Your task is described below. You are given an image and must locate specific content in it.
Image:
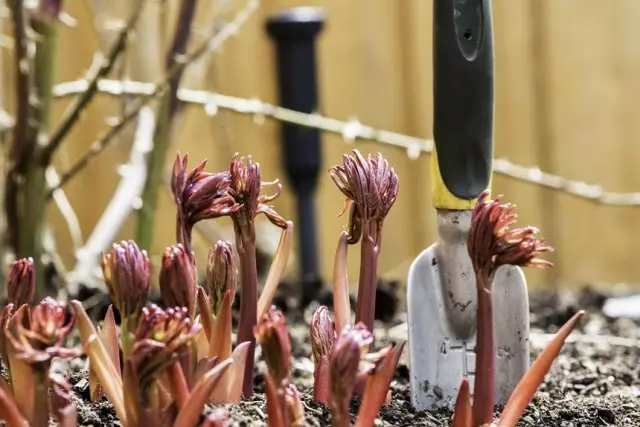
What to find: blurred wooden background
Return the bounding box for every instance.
[5,0,640,292]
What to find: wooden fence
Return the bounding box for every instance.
[4,0,640,291]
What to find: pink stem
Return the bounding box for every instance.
[472,278,495,426]
[355,224,379,333]
[330,398,351,427]
[313,355,330,405]
[236,235,257,398]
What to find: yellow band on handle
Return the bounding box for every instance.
[430,146,492,210]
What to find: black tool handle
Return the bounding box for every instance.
[433,0,494,200]
[266,7,325,281]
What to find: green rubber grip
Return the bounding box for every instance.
[433,0,494,200]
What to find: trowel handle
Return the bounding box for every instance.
[431,0,494,210]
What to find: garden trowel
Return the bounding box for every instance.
[407,0,530,411]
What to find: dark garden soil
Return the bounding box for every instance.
[49,284,640,426]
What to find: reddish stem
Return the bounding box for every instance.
[263,373,285,427]
[472,277,495,426]
[355,223,379,333]
[332,232,351,333]
[313,355,330,405]
[330,398,351,427]
[236,235,257,398]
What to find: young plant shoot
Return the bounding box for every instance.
[329,149,399,333]
[198,240,251,404]
[255,306,304,427]
[100,239,151,359]
[6,258,35,308]
[450,190,584,427]
[328,323,405,427]
[310,305,335,405]
[223,153,290,397]
[1,258,36,368]
[3,298,82,427]
[311,150,402,404]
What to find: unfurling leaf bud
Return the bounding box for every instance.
[159,244,197,318]
[131,305,201,388]
[171,154,240,251]
[7,257,35,307]
[329,149,399,245]
[329,322,377,426]
[6,297,82,364]
[310,306,335,364]
[468,190,554,288]
[330,324,370,400]
[254,306,292,385]
[207,240,237,315]
[101,240,150,320]
[227,154,287,231]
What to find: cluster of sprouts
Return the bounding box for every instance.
[0,150,583,427]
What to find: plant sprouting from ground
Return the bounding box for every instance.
[160,243,198,319]
[197,240,250,404]
[255,306,304,427]
[311,150,402,405]
[6,258,36,308]
[310,305,335,405]
[328,323,405,427]
[451,190,583,427]
[100,240,151,358]
[329,149,399,332]
[0,297,82,427]
[1,258,36,365]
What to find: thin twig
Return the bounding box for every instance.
[136,0,200,250]
[165,0,198,118]
[45,0,259,198]
[52,78,640,207]
[40,0,146,164]
[5,0,31,252]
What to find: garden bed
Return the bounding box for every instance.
[60,285,640,426]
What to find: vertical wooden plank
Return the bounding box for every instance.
[397,0,437,266]
[543,0,640,287]
[492,0,549,288]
